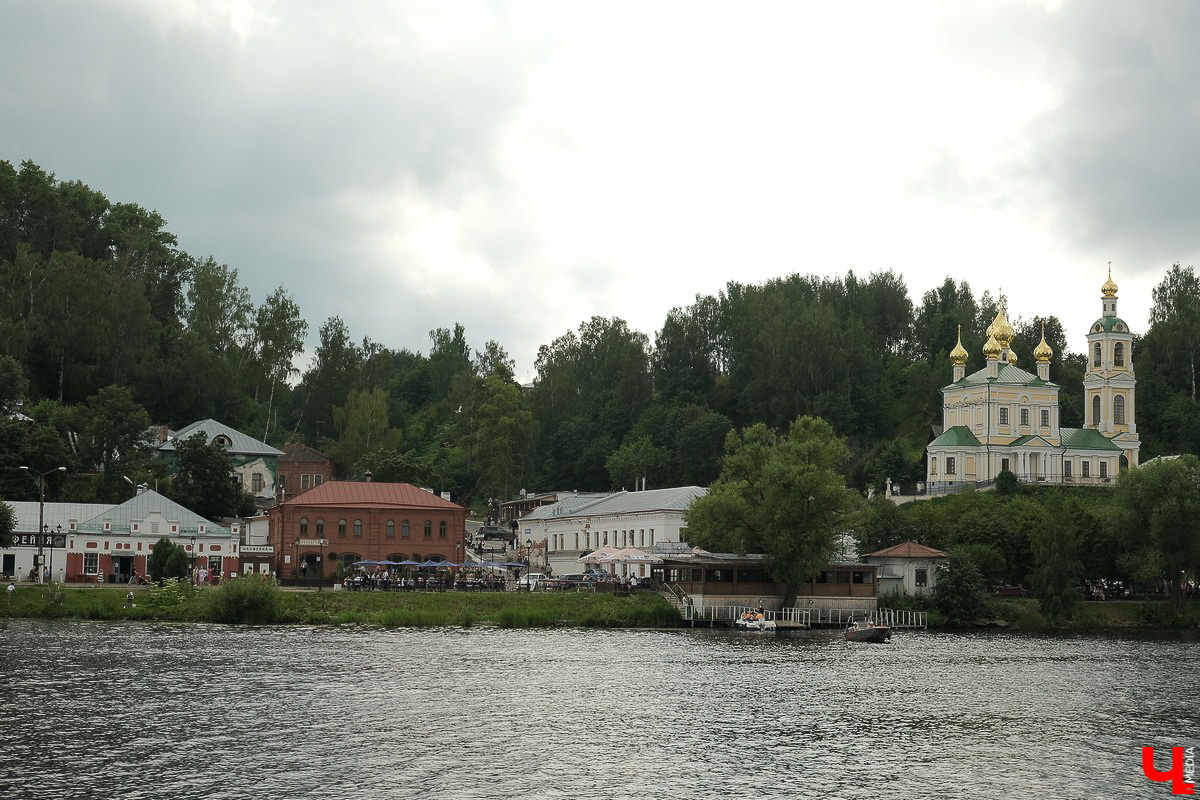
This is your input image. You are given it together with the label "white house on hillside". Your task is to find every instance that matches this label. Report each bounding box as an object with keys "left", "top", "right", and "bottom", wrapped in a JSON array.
[{"left": 520, "top": 486, "right": 706, "bottom": 577}]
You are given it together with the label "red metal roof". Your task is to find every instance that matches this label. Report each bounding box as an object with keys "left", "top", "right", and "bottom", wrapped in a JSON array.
[
  {"left": 281, "top": 481, "right": 463, "bottom": 511},
  {"left": 865, "top": 540, "right": 947, "bottom": 559}
]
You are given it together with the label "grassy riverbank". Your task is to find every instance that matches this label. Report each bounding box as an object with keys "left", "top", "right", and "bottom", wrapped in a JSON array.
[
  {"left": 886, "top": 593, "right": 1199, "bottom": 630},
  {"left": 0, "top": 580, "right": 681, "bottom": 628}
]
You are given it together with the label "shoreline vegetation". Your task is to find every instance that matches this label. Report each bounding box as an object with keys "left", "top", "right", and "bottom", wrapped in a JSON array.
[{"left": 2, "top": 579, "right": 1196, "bottom": 631}]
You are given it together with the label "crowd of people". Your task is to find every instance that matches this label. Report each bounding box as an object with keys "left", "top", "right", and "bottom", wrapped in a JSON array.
[{"left": 343, "top": 568, "right": 510, "bottom": 592}]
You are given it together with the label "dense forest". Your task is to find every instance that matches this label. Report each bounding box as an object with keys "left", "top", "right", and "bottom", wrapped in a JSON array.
[{"left": 1, "top": 159, "right": 1199, "bottom": 514}]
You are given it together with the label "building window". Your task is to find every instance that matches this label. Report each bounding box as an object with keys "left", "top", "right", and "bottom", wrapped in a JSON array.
[
  {"left": 574, "top": 533, "right": 579, "bottom": 549},
  {"left": 424, "top": 520, "right": 432, "bottom": 539},
  {"left": 1114, "top": 395, "right": 1125, "bottom": 425},
  {"left": 301, "top": 474, "right": 310, "bottom": 490},
  {"left": 1100, "top": 462, "right": 1108, "bottom": 479},
  {"left": 1092, "top": 395, "right": 1101, "bottom": 426},
  {"left": 438, "top": 521, "right": 447, "bottom": 539},
  {"left": 915, "top": 568, "right": 928, "bottom": 588},
  {"left": 316, "top": 519, "right": 324, "bottom": 538},
  {"left": 1001, "top": 458, "right": 1009, "bottom": 473},
  {"left": 640, "top": 529, "right": 645, "bottom": 547},
  {"left": 603, "top": 531, "right": 608, "bottom": 546},
  {"left": 1114, "top": 342, "right": 1124, "bottom": 367},
  {"left": 1093, "top": 342, "right": 1101, "bottom": 367},
  {"left": 1041, "top": 409, "right": 1050, "bottom": 428},
  {"left": 649, "top": 529, "right": 655, "bottom": 546},
  {"left": 314, "top": 474, "right": 323, "bottom": 486},
  {"left": 1020, "top": 408, "right": 1029, "bottom": 427},
  {"left": 299, "top": 518, "right": 308, "bottom": 536},
  {"left": 338, "top": 518, "right": 346, "bottom": 537},
  {"left": 401, "top": 520, "right": 410, "bottom": 539},
  {"left": 84, "top": 552, "right": 98, "bottom": 575},
  {"left": 278, "top": 474, "right": 287, "bottom": 490},
  {"left": 353, "top": 519, "right": 362, "bottom": 537},
  {"left": 251, "top": 472, "right": 264, "bottom": 493},
  {"left": 386, "top": 520, "right": 395, "bottom": 538},
  {"left": 585, "top": 532, "right": 590, "bottom": 548},
  {"left": 1064, "top": 460, "right": 1073, "bottom": 478},
  {"left": 1082, "top": 461, "right": 1090, "bottom": 478},
  {"left": 946, "top": 457, "right": 956, "bottom": 475},
  {"left": 999, "top": 408, "right": 1009, "bottom": 425}
]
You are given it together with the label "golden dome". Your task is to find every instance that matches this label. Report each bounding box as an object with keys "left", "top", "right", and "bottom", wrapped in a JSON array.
[
  {"left": 1101, "top": 264, "right": 1118, "bottom": 298},
  {"left": 1008, "top": 345, "right": 1017, "bottom": 365},
  {"left": 1034, "top": 323, "right": 1053, "bottom": 363},
  {"left": 949, "top": 326, "right": 969, "bottom": 366},
  {"left": 983, "top": 334, "right": 1002, "bottom": 360},
  {"left": 990, "top": 307, "right": 1015, "bottom": 346}
]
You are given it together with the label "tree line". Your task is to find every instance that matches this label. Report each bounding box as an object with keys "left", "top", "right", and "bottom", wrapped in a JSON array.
[{"left": 2, "top": 159, "right": 1199, "bottom": 517}]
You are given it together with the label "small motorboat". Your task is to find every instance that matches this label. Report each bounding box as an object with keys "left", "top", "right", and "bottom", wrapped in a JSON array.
[
  {"left": 734, "top": 611, "right": 777, "bottom": 632},
  {"left": 844, "top": 620, "right": 892, "bottom": 643}
]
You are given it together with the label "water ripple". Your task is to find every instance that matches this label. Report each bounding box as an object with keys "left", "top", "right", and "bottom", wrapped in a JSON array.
[{"left": 0, "top": 622, "right": 1195, "bottom": 799}]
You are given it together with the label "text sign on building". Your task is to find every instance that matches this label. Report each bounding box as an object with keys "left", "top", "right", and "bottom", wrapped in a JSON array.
[
  {"left": 241, "top": 545, "right": 274, "bottom": 554},
  {"left": 12, "top": 533, "right": 68, "bottom": 548},
  {"left": 294, "top": 539, "right": 326, "bottom": 547}
]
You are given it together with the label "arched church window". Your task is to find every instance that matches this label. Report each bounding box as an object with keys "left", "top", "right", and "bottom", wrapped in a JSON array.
[
  {"left": 1114, "top": 395, "right": 1125, "bottom": 425},
  {"left": 1114, "top": 342, "right": 1124, "bottom": 367},
  {"left": 1092, "top": 395, "right": 1101, "bottom": 425},
  {"left": 1093, "top": 342, "right": 1101, "bottom": 367}
]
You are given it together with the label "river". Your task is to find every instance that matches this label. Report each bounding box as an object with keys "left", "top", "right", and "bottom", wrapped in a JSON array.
[{"left": 0, "top": 620, "right": 1195, "bottom": 799}]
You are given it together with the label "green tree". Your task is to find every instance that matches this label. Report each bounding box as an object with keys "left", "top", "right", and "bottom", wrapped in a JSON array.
[
  {"left": 80, "top": 385, "right": 152, "bottom": 501},
  {"left": 250, "top": 287, "right": 307, "bottom": 441},
  {"left": 167, "top": 432, "right": 255, "bottom": 520},
  {"left": 684, "top": 416, "right": 858, "bottom": 605},
  {"left": 606, "top": 435, "right": 667, "bottom": 490},
  {"left": 1149, "top": 263, "right": 1200, "bottom": 401},
  {"left": 933, "top": 550, "right": 987, "bottom": 623},
  {"left": 1030, "top": 513, "right": 1083, "bottom": 624},
  {"left": 330, "top": 388, "right": 394, "bottom": 473},
  {"left": 147, "top": 536, "right": 189, "bottom": 582},
  {"left": 0, "top": 500, "right": 15, "bottom": 548},
  {"left": 1116, "top": 455, "right": 1200, "bottom": 617}
]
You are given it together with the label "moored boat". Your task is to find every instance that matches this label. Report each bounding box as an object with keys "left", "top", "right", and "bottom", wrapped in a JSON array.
[
  {"left": 734, "top": 612, "right": 777, "bottom": 632},
  {"left": 844, "top": 621, "right": 892, "bottom": 643}
]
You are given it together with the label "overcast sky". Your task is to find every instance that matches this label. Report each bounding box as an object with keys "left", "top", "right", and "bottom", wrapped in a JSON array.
[{"left": 3, "top": 0, "right": 1198, "bottom": 381}]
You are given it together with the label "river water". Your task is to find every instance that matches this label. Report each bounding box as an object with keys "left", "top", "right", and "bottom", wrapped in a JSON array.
[{"left": 0, "top": 620, "right": 1195, "bottom": 799}]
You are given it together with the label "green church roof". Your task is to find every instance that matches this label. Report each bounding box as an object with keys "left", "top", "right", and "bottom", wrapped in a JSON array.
[
  {"left": 1089, "top": 315, "right": 1130, "bottom": 334},
  {"left": 952, "top": 363, "right": 1056, "bottom": 388},
  {"left": 929, "top": 426, "right": 982, "bottom": 448},
  {"left": 1058, "top": 428, "right": 1123, "bottom": 452}
]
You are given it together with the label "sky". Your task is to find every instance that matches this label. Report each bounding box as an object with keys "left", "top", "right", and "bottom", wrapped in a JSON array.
[{"left": 3, "top": 0, "right": 1199, "bottom": 382}]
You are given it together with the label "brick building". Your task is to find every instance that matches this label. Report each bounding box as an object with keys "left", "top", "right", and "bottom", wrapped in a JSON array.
[
  {"left": 268, "top": 481, "right": 467, "bottom": 581},
  {"left": 275, "top": 442, "right": 334, "bottom": 500}
]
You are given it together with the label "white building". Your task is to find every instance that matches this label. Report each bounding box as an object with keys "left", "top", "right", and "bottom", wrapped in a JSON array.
[
  {"left": 1, "top": 489, "right": 235, "bottom": 584},
  {"left": 520, "top": 486, "right": 707, "bottom": 577},
  {"left": 862, "top": 541, "right": 947, "bottom": 597}
]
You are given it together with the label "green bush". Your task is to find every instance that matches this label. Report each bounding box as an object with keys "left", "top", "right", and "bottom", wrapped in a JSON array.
[{"left": 205, "top": 577, "right": 281, "bottom": 624}]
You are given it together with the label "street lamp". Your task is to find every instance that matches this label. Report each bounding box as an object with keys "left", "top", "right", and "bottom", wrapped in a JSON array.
[
  {"left": 20, "top": 465, "right": 66, "bottom": 585},
  {"left": 189, "top": 536, "right": 197, "bottom": 586},
  {"left": 294, "top": 537, "right": 300, "bottom": 584},
  {"left": 318, "top": 538, "right": 327, "bottom": 591},
  {"left": 46, "top": 524, "right": 62, "bottom": 583}
]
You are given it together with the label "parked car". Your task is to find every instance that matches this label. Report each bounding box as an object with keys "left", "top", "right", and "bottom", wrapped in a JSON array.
[
  {"left": 516, "top": 572, "right": 546, "bottom": 590},
  {"left": 582, "top": 569, "right": 610, "bottom": 582}
]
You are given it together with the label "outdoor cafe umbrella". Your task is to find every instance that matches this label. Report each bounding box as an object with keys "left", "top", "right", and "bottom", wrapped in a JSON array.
[{"left": 578, "top": 545, "right": 621, "bottom": 564}]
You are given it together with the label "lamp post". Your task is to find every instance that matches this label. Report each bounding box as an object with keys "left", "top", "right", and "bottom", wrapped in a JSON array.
[
  {"left": 47, "top": 524, "right": 62, "bottom": 583},
  {"left": 318, "top": 537, "right": 327, "bottom": 591},
  {"left": 189, "top": 536, "right": 197, "bottom": 586},
  {"left": 20, "top": 465, "right": 66, "bottom": 585},
  {"left": 294, "top": 537, "right": 300, "bottom": 585}
]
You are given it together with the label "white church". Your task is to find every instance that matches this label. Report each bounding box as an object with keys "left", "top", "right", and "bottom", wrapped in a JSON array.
[{"left": 926, "top": 269, "right": 1140, "bottom": 493}]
